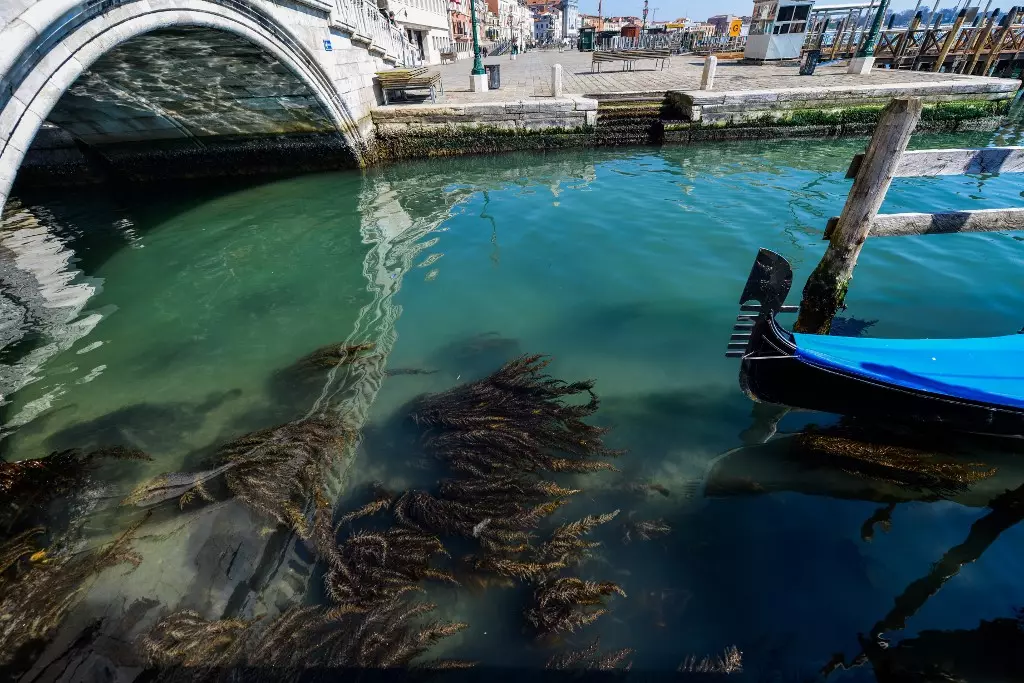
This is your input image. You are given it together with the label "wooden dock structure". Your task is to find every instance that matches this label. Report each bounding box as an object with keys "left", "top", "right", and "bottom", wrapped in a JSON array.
[
  {"left": 805, "top": 8, "right": 1024, "bottom": 76},
  {"left": 795, "top": 96, "right": 1024, "bottom": 333}
]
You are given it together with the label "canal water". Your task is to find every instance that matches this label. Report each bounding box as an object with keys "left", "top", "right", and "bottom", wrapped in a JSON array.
[{"left": 3, "top": 121, "right": 1024, "bottom": 680}]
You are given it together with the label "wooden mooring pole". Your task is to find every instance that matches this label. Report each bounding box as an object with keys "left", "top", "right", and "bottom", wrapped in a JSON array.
[
  {"left": 794, "top": 98, "right": 923, "bottom": 334},
  {"left": 932, "top": 8, "right": 968, "bottom": 71}
]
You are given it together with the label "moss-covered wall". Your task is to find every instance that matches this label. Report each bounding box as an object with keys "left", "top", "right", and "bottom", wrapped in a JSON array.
[
  {"left": 370, "top": 94, "right": 1015, "bottom": 163},
  {"left": 374, "top": 124, "right": 596, "bottom": 161}
]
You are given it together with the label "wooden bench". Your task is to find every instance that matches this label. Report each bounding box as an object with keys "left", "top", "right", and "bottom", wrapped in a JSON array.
[
  {"left": 592, "top": 48, "right": 671, "bottom": 72},
  {"left": 376, "top": 67, "right": 444, "bottom": 104}
]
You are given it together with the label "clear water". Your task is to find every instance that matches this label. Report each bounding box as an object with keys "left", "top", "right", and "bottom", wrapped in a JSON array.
[{"left": 4, "top": 120, "right": 1024, "bottom": 680}]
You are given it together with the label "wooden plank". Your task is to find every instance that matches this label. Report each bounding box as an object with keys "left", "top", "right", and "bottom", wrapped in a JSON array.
[
  {"left": 796, "top": 98, "right": 922, "bottom": 335},
  {"left": 846, "top": 147, "right": 1024, "bottom": 179},
  {"left": 963, "top": 10, "right": 1000, "bottom": 74},
  {"left": 984, "top": 8, "right": 1019, "bottom": 75},
  {"left": 932, "top": 9, "right": 968, "bottom": 71},
  {"left": 822, "top": 208, "right": 1024, "bottom": 238}
]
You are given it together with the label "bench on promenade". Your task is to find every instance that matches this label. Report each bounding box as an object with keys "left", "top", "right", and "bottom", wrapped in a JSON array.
[
  {"left": 376, "top": 67, "right": 444, "bottom": 105},
  {"left": 592, "top": 48, "right": 671, "bottom": 72},
  {"left": 440, "top": 51, "right": 456, "bottom": 64}
]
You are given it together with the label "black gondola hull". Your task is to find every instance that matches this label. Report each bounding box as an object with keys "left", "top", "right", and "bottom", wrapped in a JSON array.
[{"left": 740, "top": 314, "right": 1024, "bottom": 438}]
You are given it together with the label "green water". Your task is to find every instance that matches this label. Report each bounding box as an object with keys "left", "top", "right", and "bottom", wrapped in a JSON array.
[{"left": 4, "top": 124, "right": 1024, "bottom": 680}]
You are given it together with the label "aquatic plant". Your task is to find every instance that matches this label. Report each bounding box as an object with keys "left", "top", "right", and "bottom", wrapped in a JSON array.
[
  {"left": 0, "top": 518, "right": 144, "bottom": 665},
  {"left": 324, "top": 524, "right": 456, "bottom": 609},
  {"left": 525, "top": 577, "right": 625, "bottom": 637},
  {"left": 127, "top": 415, "right": 353, "bottom": 538},
  {"left": 0, "top": 527, "right": 45, "bottom": 577},
  {"left": 220, "top": 415, "right": 354, "bottom": 537},
  {"left": 142, "top": 594, "right": 469, "bottom": 679},
  {"left": 3, "top": 446, "right": 150, "bottom": 531},
  {"left": 546, "top": 638, "right": 633, "bottom": 671},
  {"left": 411, "top": 354, "right": 623, "bottom": 475},
  {"left": 678, "top": 646, "right": 744, "bottom": 674},
  {"left": 296, "top": 341, "right": 376, "bottom": 369},
  {"left": 793, "top": 427, "right": 994, "bottom": 496},
  {"left": 393, "top": 478, "right": 571, "bottom": 555},
  {"left": 621, "top": 518, "right": 671, "bottom": 544}
]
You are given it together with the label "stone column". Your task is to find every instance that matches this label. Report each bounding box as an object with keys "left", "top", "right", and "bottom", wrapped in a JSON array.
[
  {"left": 551, "top": 63, "right": 563, "bottom": 97},
  {"left": 700, "top": 55, "right": 717, "bottom": 90}
]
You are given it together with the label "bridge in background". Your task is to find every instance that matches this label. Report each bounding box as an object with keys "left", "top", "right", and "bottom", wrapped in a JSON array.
[{"left": 0, "top": 0, "right": 417, "bottom": 209}]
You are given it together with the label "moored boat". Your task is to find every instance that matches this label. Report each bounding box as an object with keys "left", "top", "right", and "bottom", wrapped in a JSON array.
[{"left": 728, "top": 249, "right": 1024, "bottom": 437}]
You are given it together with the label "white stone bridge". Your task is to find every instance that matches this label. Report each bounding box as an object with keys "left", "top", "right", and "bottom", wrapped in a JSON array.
[{"left": 0, "top": 0, "right": 417, "bottom": 207}]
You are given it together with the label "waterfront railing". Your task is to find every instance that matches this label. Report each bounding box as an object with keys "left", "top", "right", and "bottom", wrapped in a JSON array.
[{"left": 333, "top": 0, "right": 419, "bottom": 66}]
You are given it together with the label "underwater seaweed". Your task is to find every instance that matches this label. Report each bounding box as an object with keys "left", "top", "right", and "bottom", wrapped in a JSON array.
[
  {"left": 296, "top": 341, "right": 377, "bottom": 369},
  {"left": 393, "top": 484, "right": 567, "bottom": 555},
  {"left": 127, "top": 415, "right": 353, "bottom": 538},
  {"left": 220, "top": 415, "right": 354, "bottom": 537},
  {"left": 411, "top": 354, "right": 623, "bottom": 475},
  {"left": 546, "top": 638, "right": 633, "bottom": 671},
  {"left": 0, "top": 517, "right": 144, "bottom": 666},
  {"left": 2, "top": 446, "right": 150, "bottom": 531},
  {"left": 621, "top": 517, "right": 671, "bottom": 544},
  {"left": 678, "top": 645, "right": 744, "bottom": 674},
  {"left": 794, "top": 428, "right": 995, "bottom": 496},
  {"left": 324, "top": 524, "right": 456, "bottom": 609},
  {"left": 142, "top": 595, "right": 468, "bottom": 680},
  {"left": 525, "top": 577, "right": 625, "bottom": 637}
]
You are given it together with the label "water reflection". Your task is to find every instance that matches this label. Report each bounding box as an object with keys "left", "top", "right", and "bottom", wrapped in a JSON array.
[{"left": 3, "top": 130, "right": 1024, "bottom": 679}]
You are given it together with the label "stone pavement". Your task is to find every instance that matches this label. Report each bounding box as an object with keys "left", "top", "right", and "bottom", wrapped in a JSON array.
[{"left": 429, "top": 49, "right": 1007, "bottom": 102}]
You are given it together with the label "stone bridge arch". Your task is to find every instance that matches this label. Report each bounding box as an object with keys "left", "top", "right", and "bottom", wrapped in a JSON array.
[{"left": 0, "top": 0, "right": 388, "bottom": 206}]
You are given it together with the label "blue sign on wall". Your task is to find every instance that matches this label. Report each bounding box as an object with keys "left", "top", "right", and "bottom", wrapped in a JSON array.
[{"left": 323, "top": 39, "right": 333, "bottom": 51}]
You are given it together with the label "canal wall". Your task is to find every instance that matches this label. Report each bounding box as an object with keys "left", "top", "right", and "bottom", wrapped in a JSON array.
[
  {"left": 371, "top": 97, "right": 598, "bottom": 160},
  {"left": 366, "top": 78, "right": 1019, "bottom": 162}
]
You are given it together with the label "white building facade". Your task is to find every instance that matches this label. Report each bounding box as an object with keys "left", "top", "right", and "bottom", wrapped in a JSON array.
[
  {"left": 378, "top": 0, "right": 453, "bottom": 64},
  {"left": 561, "top": 0, "right": 579, "bottom": 38}
]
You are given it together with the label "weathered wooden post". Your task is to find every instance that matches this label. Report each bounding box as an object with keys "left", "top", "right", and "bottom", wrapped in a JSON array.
[
  {"left": 794, "top": 98, "right": 923, "bottom": 334},
  {"left": 551, "top": 63, "right": 563, "bottom": 97},
  {"left": 894, "top": 10, "right": 923, "bottom": 64},
  {"left": 963, "top": 8, "right": 1001, "bottom": 74},
  {"left": 983, "top": 7, "right": 1018, "bottom": 76},
  {"left": 932, "top": 8, "right": 968, "bottom": 71},
  {"left": 830, "top": 17, "right": 850, "bottom": 59},
  {"left": 700, "top": 55, "right": 717, "bottom": 90}
]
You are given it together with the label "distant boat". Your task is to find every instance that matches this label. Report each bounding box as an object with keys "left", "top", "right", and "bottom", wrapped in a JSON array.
[{"left": 727, "top": 249, "right": 1024, "bottom": 438}]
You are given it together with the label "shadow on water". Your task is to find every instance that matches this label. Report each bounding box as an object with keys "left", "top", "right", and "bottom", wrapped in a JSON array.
[{"left": 33, "top": 389, "right": 243, "bottom": 456}]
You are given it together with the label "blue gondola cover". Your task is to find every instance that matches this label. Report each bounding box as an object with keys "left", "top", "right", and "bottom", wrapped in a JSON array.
[{"left": 793, "top": 332, "right": 1024, "bottom": 410}]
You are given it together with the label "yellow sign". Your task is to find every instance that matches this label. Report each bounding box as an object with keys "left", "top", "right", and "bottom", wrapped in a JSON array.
[
  {"left": 729, "top": 18, "right": 743, "bottom": 37},
  {"left": 665, "top": 22, "right": 687, "bottom": 28}
]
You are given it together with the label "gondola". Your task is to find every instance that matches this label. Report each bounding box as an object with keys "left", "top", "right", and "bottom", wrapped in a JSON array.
[{"left": 726, "top": 249, "right": 1024, "bottom": 437}]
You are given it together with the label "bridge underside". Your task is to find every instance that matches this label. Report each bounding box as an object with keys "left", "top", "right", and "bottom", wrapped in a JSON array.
[{"left": 18, "top": 27, "right": 358, "bottom": 188}]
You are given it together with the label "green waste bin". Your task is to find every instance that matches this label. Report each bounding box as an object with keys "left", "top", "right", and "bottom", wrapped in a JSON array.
[{"left": 579, "top": 27, "right": 595, "bottom": 51}]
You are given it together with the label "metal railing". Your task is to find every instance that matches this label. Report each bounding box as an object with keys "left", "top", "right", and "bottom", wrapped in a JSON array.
[{"left": 334, "top": 0, "right": 418, "bottom": 65}]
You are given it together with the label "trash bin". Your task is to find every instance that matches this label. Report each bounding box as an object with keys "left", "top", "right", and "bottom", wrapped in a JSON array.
[
  {"left": 485, "top": 64, "right": 500, "bottom": 90},
  {"left": 800, "top": 49, "right": 821, "bottom": 76}
]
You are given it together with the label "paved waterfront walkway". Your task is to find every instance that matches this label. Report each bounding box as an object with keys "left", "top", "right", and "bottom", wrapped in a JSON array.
[{"left": 430, "top": 49, "right": 1005, "bottom": 102}]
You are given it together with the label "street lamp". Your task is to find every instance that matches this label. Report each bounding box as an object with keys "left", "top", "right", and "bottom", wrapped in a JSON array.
[
  {"left": 468, "top": 0, "right": 486, "bottom": 89},
  {"left": 848, "top": 0, "right": 889, "bottom": 73}
]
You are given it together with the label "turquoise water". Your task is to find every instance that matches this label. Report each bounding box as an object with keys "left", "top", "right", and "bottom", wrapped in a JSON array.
[{"left": 4, "top": 124, "right": 1024, "bottom": 680}]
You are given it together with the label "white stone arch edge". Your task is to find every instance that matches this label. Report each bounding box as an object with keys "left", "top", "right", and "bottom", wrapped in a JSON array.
[{"left": 0, "top": 0, "right": 367, "bottom": 210}]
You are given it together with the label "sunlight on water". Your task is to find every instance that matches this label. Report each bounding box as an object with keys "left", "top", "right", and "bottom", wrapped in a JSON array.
[{"left": 3, "top": 120, "right": 1024, "bottom": 680}]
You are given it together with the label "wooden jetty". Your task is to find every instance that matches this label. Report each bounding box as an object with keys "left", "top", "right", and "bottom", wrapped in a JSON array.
[
  {"left": 795, "top": 96, "right": 1024, "bottom": 333},
  {"left": 805, "top": 7, "right": 1024, "bottom": 76}
]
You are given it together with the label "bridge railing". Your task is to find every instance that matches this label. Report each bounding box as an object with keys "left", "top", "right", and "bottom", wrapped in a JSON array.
[{"left": 334, "top": 0, "right": 418, "bottom": 65}]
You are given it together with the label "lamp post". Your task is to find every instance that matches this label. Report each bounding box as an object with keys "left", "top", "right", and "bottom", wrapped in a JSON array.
[
  {"left": 848, "top": 0, "right": 889, "bottom": 72},
  {"left": 468, "top": 0, "right": 486, "bottom": 90}
]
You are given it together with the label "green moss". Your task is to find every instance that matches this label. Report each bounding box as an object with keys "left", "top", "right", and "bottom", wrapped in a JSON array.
[
  {"left": 721, "top": 98, "right": 1010, "bottom": 130},
  {"left": 375, "top": 124, "right": 596, "bottom": 162}
]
